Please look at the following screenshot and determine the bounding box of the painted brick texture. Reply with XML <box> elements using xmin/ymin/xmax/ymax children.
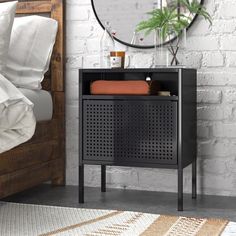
<box><xmin>66</xmin><ymin>0</ymin><xmax>236</xmax><ymax>197</ymax></box>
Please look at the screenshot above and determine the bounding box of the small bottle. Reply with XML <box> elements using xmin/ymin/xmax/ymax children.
<box><xmin>100</xmin><ymin>22</ymin><xmax>115</xmax><ymax>68</ymax></box>
<box><xmin>131</xmin><ymin>31</ymin><xmax>138</xmax><ymax>45</ymax></box>
<box><xmin>130</xmin><ymin>31</ymin><xmax>143</xmax><ymax>46</ymax></box>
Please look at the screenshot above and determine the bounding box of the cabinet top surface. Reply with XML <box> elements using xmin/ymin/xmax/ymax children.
<box><xmin>80</xmin><ymin>68</ymin><xmax>197</xmax><ymax>73</ymax></box>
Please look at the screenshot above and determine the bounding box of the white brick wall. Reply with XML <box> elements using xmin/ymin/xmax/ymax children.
<box><xmin>66</xmin><ymin>0</ymin><xmax>236</xmax><ymax>197</ymax></box>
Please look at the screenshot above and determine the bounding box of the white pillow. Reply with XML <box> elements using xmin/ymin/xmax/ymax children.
<box><xmin>3</xmin><ymin>15</ymin><xmax>58</xmax><ymax>90</ymax></box>
<box><xmin>0</xmin><ymin>1</ymin><xmax>17</xmax><ymax>72</ymax></box>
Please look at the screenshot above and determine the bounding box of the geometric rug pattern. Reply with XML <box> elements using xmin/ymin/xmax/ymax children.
<box><xmin>0</xmin><ymin>202</ymin><xmax>235</xmax><ymax>236</ymax></box>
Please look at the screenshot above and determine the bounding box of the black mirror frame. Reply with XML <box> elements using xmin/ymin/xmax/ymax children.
<box><xmin>91</xmin><ymin>0</ymin><xmax>205</xmax><ymax>49</ymax></box>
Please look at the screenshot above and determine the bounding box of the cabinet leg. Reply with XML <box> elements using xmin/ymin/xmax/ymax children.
<box><xmin>178</xmin><ymin>168</ymin><xmax>183</xmax><ymax>211</ymax></box>
<box><xmin>101</xmin><ymin>165</ymin><xmax>106</xmax><ymax>192</ymax></box>
<box><xmin>79</xmin><ymin>165</ymin><xmax>84</xmax><ymax>203</ymax></box>
<box><xmin>192</xmin><ymin>158</ymin><xmax>197</xmax><ymax>199</ymax></box>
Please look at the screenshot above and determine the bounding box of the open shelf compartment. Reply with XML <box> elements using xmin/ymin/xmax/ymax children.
<box><xmin>80</xmin><ymin>68</ymin><xmax>180</xmax><ymax>97</ymax></box>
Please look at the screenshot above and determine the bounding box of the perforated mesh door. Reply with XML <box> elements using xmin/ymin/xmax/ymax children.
<box><xmin>83</xmin><ymin>100</ymin><xmax>177</xmax><ymax>164</ymax></box>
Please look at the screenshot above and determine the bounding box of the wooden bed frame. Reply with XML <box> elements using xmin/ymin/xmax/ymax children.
<box><xmin>0</xmin><ymin>0</ymin><xmax>65</xmax><ymax>198</ymax></box>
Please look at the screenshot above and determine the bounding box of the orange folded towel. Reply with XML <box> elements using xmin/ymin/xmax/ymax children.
<box><xmin>90</xmin><ymin>80</ymin><xmax>150</xmax><ymax>95</ymax></box>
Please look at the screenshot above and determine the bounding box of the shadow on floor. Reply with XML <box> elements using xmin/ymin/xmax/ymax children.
<box><xmin>3</xmin><ymin>184</ymin><xmax>236</xmax><ymax>221</ymax></box>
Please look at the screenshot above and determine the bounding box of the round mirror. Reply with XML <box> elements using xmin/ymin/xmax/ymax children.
<box><xmin>92</xmin><ymin>0</ymin><xmax>204</xmax><ymax>48</ymax></box>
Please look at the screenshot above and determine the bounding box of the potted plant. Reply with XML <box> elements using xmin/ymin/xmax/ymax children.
<box><xmin>136</xmin><ymin>0</ymin><xmax>212</xmax><ymax>66</ymax></box>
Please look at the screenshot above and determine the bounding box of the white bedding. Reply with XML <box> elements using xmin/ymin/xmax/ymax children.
<box><xmin>4</xmin><ymin>15</ymin><xmax>58</xmax><ymax>90</ymax></box>
<box><xmin>19</xmin><ymin>88</ymin><xmax>53</xmax><ymax>122</ymax></box>
<box><xmin>0</xmin><ymin>74</ymin><xmax>36</xmax><ymax>154</ymax></box>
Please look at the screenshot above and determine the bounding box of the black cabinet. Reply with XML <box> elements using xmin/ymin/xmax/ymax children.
<box><xmin>79</xmin><ymin>68</ymin><xmax>197</xmax><ymax>211</ymax></box>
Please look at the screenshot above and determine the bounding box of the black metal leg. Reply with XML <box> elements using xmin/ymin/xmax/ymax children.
<box><xmin>79</xmin><ymin>165</ymin><xmax>84</xmax><ymax>203</ymax></box>
<box><xmin>192</xmin><ymin>158</ymin><xmax>197</xmax><ymax>199</ymax></box>
<box><xmin>178</xmin><ymin>168</ymin><xmax>183</xmax><ymax>211</ymax></box>
<box><xmin>101</xmin><ymin>165</ymin><xmax>106</xmax><ymax>192</ymax></box>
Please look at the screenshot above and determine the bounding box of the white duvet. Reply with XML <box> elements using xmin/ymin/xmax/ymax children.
<box><xmin>0</xmin><ymin>73</ymin><xmax>36</xmax><ymax>153</ymax></box>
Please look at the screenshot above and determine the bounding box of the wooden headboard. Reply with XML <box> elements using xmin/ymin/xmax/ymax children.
<box><xmin>0</xmin><ymin>0</ymin><xmax>65</xmax><ymax>198</ymax></box>
<box><xmin>0</xmin><ymin>0</ymin><xmax>65</xmax><ymax>92</ymax></box>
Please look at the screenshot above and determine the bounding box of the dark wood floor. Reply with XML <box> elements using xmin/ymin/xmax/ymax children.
<box><xmin>3</xmin><ymin>184</ymin><xmax>236</xmax><ymax>221</ymax></box>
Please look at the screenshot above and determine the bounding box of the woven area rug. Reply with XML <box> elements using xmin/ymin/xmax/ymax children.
<box><xmin>0</xmin><ymin>202</ymin><xmax>235</xmax><ymax>236</ymax></box>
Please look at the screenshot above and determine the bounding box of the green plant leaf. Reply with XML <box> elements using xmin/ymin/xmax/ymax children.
<box><xmin>178</xmin><ymin>0</ymin><xmax>212</xmax><ymax>25</ymax></box>
<box><xmin>136</xmin><ymin>1</ymin><xmax>212</xmax><ymax>42</ymax></box>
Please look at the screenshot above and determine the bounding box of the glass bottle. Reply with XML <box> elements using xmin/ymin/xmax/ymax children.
<box><xmin>131</xmin><ymin>31</ymin><xmax>140</xmax><ymax>45</ymax></box>
<box><xmin>154</xmin><ymin>28</ymin><xmax>169</xmax><ymax>67</ymax></box>
<box><xmin>100</xmin><ymin>22</ymin><xmax>115</xmax><ymax>68</ymax></box>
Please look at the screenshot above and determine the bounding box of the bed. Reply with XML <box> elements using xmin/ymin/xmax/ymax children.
<box><xmin>0</xmin><ymin>0</ymin><xmax>65</xmax><ymax>198</ymax></box>
<box><xmin>19</xmin><ymin>88</ymin><xmax>53</xmax><ymax>122</ymax></box>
